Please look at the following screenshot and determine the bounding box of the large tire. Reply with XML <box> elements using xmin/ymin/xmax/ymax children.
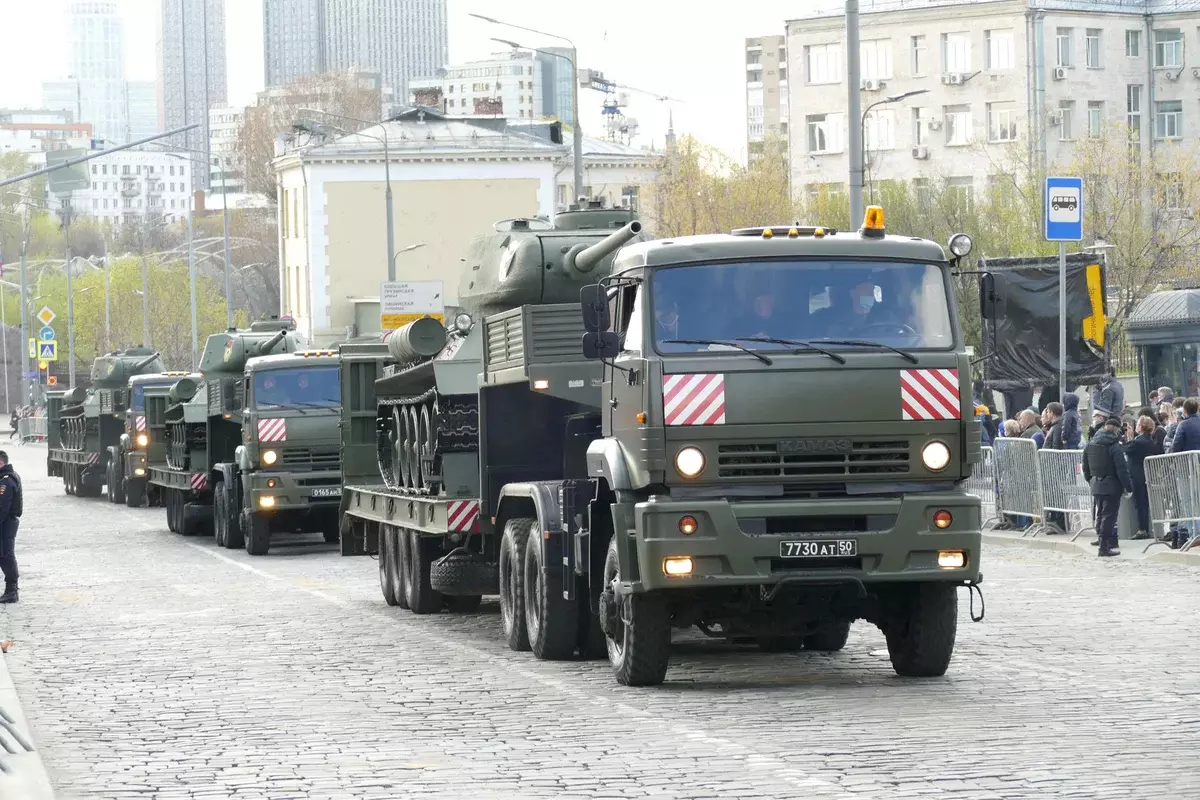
<box><xmin>499</xmin><ymin>518</ymin><xmax>532</xmax><ymax>651</ymax></box>
<box><xmin>393</xmin><ymin>525</ymin><xmax>411</xmax><ymax>610</ymax></box>
<box><xmin>601</xmin><ymin>535</ymin><xmax>671</xmax><ymax>686</ymax></box>
<box><xmin>380</xmin><ymin>527</ymin><xmax>400</xmax><ymax>606</ymax></box>
<box><xmin>429</xmin><ymin>552</ymin><xmax>497</xmax><ymax>596</ymax></box>
<box><xmin>404</xmin><ymin>530</ymin><xmax>442</xmax><ymax>614</ymax></box>
<box><xmin>804</xmin><ymin>620</ymin><xmax>852</xmax><ymax>652</ymax></box>
<box><xmin>883</xmin><ymin>583</ymin><xmax>958</xmax><ymax>678</ymax></box>
<box><xmin>111</xmin><ymin>462</ymin><xmax>127</xmax><ymax>505</ymax></box>
<box><xmin>106</xmin><ymin>462</ymin><xmax>119</xmax><ymax>504</ymax></box>
<box><xmin>213</xmin><ymin>482</ymin><xmax>228</xmax><ymax>547</ymax></box>
<box><xmin>524</xmin><ymin>532</ymin><xmax>579</xmax><ymax>660</ymax></box>
<box><xmin>64</xmin><ymin>466</ymin><xmax>74</xmax><ymax>496</ymax></box>
<box><xmin>224</xmin><ymin>484</ymin><xmax>244</xmax><ymax>550</ymax></box>
<box><xmin>166</xmin><ymin>490</ymin><xmax>179</xmax><ymax>533</ymax></box>
<box><xmin>125</xmin><ymin>478</ymin><xmax>146</xmax><ymax>508</ymax></box>
<box><xmin>245</xmin><ymin>512</ymin><xmax>271</xmax><ymax>556</ymax></box>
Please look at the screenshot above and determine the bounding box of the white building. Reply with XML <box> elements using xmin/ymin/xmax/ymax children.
<box><xmin>75</xmin><ymin>149</ymin><xmax>194</xmax><ymax>223</ymax></box>
<box><xmin>411</xmin><ymin>51</ymin><xmax>546</xmax><ymax>121</ymax></box>
<box><xmin>786</xmin><ymin>0</ymin><xmax>1200</xmax><ymax>201</ymax></box>
<box><xmin>208</xmin><ymin>106</ymin><xmax>244</xmax><ymax>194</ymax></box>
<box><xmin>745</xmin><ymin>35</ymin><xmax>789</xmax><ymax>160</ymax></box>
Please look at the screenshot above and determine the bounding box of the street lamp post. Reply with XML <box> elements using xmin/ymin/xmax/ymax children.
<box><xmin>846</xmin><ymin>0</ymin><xmax>864</xmax><ymax>225</ymax></box>
<box><xmin>860</xmin><ymin>89</ymin><xmax>929</xmax><ymax>205</ymax></box>
<box><xmin>471</xmin><ymin>14</ymin><xmax>584</xmax><ymax>203</ymax></box>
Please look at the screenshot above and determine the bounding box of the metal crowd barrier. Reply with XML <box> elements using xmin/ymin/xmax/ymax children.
<box><xmin>1143</xmin><ymin>451</ymin><xmax>1200</xmax><ymax>553</ymax></box>
<box><xmin>992</xmin><ymin>437</ymin><xmax>1048</xmax><ymax>534</ymax></box>
<box><xmin>967</xmin><ymin>445</ymin><xmax>997</xmax><ymax>526</ymax></box>
<box><xmin>16</xmin><ymin>417</ymin><xmax>47</xmax><ymax>443</ymax></box>
<box><xmin>1037</xmin><ymin>449</ymin><xmax>1097</xmax><ymax>542</ymax></box>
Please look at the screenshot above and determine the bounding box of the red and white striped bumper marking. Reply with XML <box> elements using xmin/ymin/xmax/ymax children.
<box><xmin>190</xmin><ymin>473</ymin><xmax>208</xmax><ymax>491</ymax></box>
<box><xmin>134</xmin><ymin>415</ymin><xmax>147</xmax><ymax>432</ymax></box>
<box><xmin>662</xmin><ymin>374</ymin><xmax>726</xmax><ymax>426</ymax></box>
<box><xmin>447</xmin><ymin>500</ymin><xmax>480</xmax><ymax>533</ymax></box>
<box><xmin>257</xmin><ymin>417</ymin><xmax>287</xmax><ymax>443</ymax></box>
<box><xmin>89</xmin><ymin>453</ymin><xmax>99</xmax><ymax>465</ymax></box>
<box><xmin>901</xmin><ymin>369</ymin><xmax>962</xmax><ymax>421</ymax></box>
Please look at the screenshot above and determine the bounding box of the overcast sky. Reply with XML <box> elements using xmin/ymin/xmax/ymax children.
<box><xmin>0</xmin><ymin>0</ymin><xmax>802</xmax><ymax>159</ymax></box>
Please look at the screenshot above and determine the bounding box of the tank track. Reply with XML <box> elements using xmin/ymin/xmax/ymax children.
<box><xmin>376</xmin><ymin>390</ymin><xmax>479</xmax><ymax>495</ymax></box>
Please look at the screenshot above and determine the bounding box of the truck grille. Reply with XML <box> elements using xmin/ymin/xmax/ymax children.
<box><xmin>718</xmin><ymin>440</ymin><xmax>910</xmax><ymax>479</ymax></box>
<box><xmin>280</xmin><ymin>446</ymin><xmax>340</xmax><ymax>471</ymax></box>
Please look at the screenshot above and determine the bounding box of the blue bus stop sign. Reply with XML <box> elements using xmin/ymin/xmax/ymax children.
<box><xmin>1045</xmin><ymin>176</ymin><xmax>1083</xmax><ymax>242</ymax></box>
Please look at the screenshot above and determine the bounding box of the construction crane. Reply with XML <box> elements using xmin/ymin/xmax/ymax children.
<box><xmin>578</xmin><ymin>68</ymin><xmax>682</xmax><ymax>145</ymax></box>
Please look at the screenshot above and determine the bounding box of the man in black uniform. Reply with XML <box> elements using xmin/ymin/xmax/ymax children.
<box><xmin>0</xmin><ymin>450</ymin><xmax>22</xmax><ymax>602</ymax></box>
<box><xmin>1081</xmin><ymin>417</ymin><xmax>1132</xmax><ymax>557</ymax></box>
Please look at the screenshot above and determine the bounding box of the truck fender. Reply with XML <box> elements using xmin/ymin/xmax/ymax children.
<box><xmin>234</xmin><ymin>445</ymin><xmax>252</xmax><ymax>472</ymax></box>
<box><xmin>119</xmin><ymin>433</ymin><xmax>132</xmax><ymax>451</ymax></box>
<box><xmin>494</xmin><ymin>483</ymin><xmax>564</xmax><ymax>539</ymax></box>
<box><xmin>585</xmin><ymin>438</ymin><xmax>633</xmax><ymax>491</ymax></box>
<box><xmin>214</xmin><ymin>463</ymin><xmax>240</xmax><ymax>508</ymax></box>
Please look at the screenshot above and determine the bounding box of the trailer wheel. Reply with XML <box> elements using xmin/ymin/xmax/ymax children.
<box><xmin>499</xmin><ymin>518</ymin><xmax>532</xmax><ymax>651</ymax></box>
<box><xmin>165</xmin><ymin>490</ymin><xmax>178</xmax><ymax>532</ymax></box>
<box><xmin>64</xmin><ymin>466</ymin><xmax>74</xmax><ymax>496</ymax></box>
<box><xmin>125</xmin><ymin>479</ymin><xmax>146</xmax><ymax>508</ymax></box>
<box><xmin>429</xmin><ymin>552</ymin><xmax>497</xmax><ymax>596</ymax></box>
<box><xmin>883</xmin><ymin>583</ymin><xmax>958</xmax><ymax>677</ymax></box>
<box><xmin>601</xmin><ymin>535</ymin><xmax>671</xmax><ymax>686</ymax></box>
<box><xmin>245</xmin><ymin>512</ymin><xmax>271</xmax><ymax>556</ymax></box>
<box><xmin>403</xmin><ymin>530</ymin><xmax>441</xmax><ymax>614</ymax></box>
<box><xmin>524</xmin><ymin>532</ymin><xmax>579</xmax><ymax>660</ymax></box>
<box><xmin>391</xmin><ymin>526</ymin><xmax>411</xmax><ymax>610</ymax></box>
<box><xmin>379</xmin><ymin>527</ymin><xmax>400</xmax><ymax>606</ymax></box>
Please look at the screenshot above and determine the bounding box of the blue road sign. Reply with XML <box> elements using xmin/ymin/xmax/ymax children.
<box><xmin>39</xmin><ymin>326</ymin><xmax>55</xmax><ymax>341</ymax></box>
<box><xmin>1045</xmin><ymin>176</ymin><xmax>1083</xmax><ymax>242</ymax></box>
<box><xmin>38</xmin><ymin>341</ymin><xmax>58</xmax><ymax>361</ymax></box>
<box><xmin>21</xmin><ymin>372</ymin><xmax>37</xmax><ymax>381</ymax></box>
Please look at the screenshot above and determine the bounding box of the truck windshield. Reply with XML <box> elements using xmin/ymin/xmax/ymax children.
<box><xmin>652</xmin><ymin>260</ymin><xmax>955</xmax><ymax>354</ymax></box>
<box><xmin>254</xmin><ymin>367</ymin><xmax>340</xmax><ymax>410</ymax></box>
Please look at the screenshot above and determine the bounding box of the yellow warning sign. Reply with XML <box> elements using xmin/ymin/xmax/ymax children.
<box><xmin>381</xmin><ymin>313</ymin><xmax>444</xmax><ymax>330</ymax></box>
<box><xmin>38</xmin><ymin>360</ymin><xmax>48</xmax><ymax>370</ymax></box>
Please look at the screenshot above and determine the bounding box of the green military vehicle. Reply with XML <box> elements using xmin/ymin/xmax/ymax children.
<box><xmin>109</xmin><ymin>371</ymin><xmax>193</xmax><ymax>507</ymax></box>
<box><xmin>151</xmin><ymin>319</ymin><xmax>344</xmax><ymax>554</ymax></box>
<box><xmin>47</xmin><ymin>348</ymin><xmax>166</xmax><ymax>497</ymax></box>
<box><xmin>340</xmin><ymin>203</ymin><xmax>985</xmax><ymax>686</ymax></box>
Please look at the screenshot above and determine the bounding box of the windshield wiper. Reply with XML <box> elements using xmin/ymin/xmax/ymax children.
<box><xmin>735</xmin><ymin>337</ymin><xmax>846</xmax><ymax>365</ymax></box>
<box><xmin>662</xmin><ymin>339</ymin><xmax>773</xmax><ymax>365</ymax></box>
<box><xmin>815</xmin><ymin>338</ymin><xmax>919</xmax><ymax>364</ymax></box>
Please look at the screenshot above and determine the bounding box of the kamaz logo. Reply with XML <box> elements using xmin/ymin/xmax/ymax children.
<box><xmin>778</xmin><ymin>438</ymin><xmax>852</xmax><ymax>455</ymax></box>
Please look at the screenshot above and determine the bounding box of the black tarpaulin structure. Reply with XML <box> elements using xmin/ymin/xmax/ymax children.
<box><xmin>978</xmin><ymin>253</ymin><xmax>1108</xmax><ymax>391</ymax></box>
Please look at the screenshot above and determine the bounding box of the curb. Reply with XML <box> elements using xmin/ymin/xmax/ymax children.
<box><xmin>1144</xmin><ymin>548</ymin><xmax>1200</xmax><ymax>566</ymax></box>
<box><xmin>983</xmin><ymin>531</ymin><xmax>1200</xmax><ymax>566</ymax></box>
<box><xmin>982</xmin><ymin>532</ymin><xmax>1096</xmax><ymax>558</ymax></box>
<box><xmin>0</xmin><ymin>649</ymin><xmax>54</xmax><ymax>800</ymax></box>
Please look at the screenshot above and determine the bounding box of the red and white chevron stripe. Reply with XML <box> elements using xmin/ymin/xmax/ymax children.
<box><xmin>257</xmin><ymin>417</ymin><xmax>287</xmax><ymax>443</ymax></box>
<box><xmin>190</xmin><ymin>473</ymin><xmax>208</xmax><ymax>491</ymax></box>
<box><xmin>662</xmin><ymin>373</ymin><xmax>726</xmax><ymax>426</ymax></box>
<box><xmin>89</xmin><ymin>453</ymin><xmax>99</xmax><ymax>465</ymax></box>
<box><xmin>446</xmin><ymin>500</ymin><xmax>480</xmax><ymax>533</ymax></box>
<box><xmin>134</xmin><ymin>415</ymin><xmax>147</xmax><ymax>432</ymax></box>
<box><xmin>900</xmin><ymin>368</ymin><xmax>962</xmax><ymax>421</ymax></box>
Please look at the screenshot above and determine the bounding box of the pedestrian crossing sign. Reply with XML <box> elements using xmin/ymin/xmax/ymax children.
<box><xmin>38</xmin><ymin>341</ymin><xmax>58</xmax><ymax>361</ymax></box>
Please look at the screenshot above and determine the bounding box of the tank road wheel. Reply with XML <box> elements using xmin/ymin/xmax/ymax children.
<box><xmin>601</xmin><ymin>535</ymin><xmax>671</xmax><ymax>686</ymax></box>
<box><xmin>524</xmin><ymin>531</ymin><xmax>580</xmax><ymax>660</ymax></box>
<box><xmin>245</xmin><ymin>512</ymin><xmax>271</xmax><ymax>556</ymax></box>
<box><xmin>379</xmin><ymin>526</ymin><xmax>400</xmax><ymax>606</ymax></box>
<box><xmin>125</xmin><ymin>478</ymin><xmax>146</xmax><ymax>508</ymax></box>
<box><xmin>883</xmin><ymin>583</ymin><xmax>958</xmax><ymax>678</ymax></box>
<box><xmin>499</xmin><ymin>518</ymin><xmax>533</xmax><ymax>652</ymax></box>
<box><xmin>394</xmin><ymin>407</ymin><xmax>410</xmax><ymax>490</ymax></box>
<box><xmin>404</xmin><ymin>530</ymin><xmax>442</xmax><ymax>614</ymax></box>
<box><xmin>419</xmin><ymin>403</ymin><xmax>439</xmax><ymax>493</ymax></box>
<box><xmin>407</xmin><ymin>406</ymin><xmax>423</xmax><ymax>491</ymax></box>
<box><xmin>805</xmin><ymin>620</ymin><xmax>852</xmax><ymax>652</ymax></box>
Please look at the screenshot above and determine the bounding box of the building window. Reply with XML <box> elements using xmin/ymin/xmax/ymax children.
<box><xmin>1155</xmin><ymin>29</ymin><xmax>1183</xmax><ymax>67</ymax></box>
<box><xmin>860</xmin><ymin>39</ymin><xmax>893</xmax><ymax>80</ymax></box>
<box><xmin>806</xmin><ymin>113</ymin><xmax>842</xmax><ymax>153</ymax></box>
<box><xmin>864</xmin><ymin>109</ymin><xmax>895</xmax><ymax>150</ymax></box>
<box><xmin>1058</xmin><ymin>100</ymin><xmax>1075</xmax><ymax>140</ymax></box>
<box><xmin>746</xmin><ymin>47</ymin><xmax>761</xmax><ymax>65</ymax></box>
<box><xmin>92</xmin><ymin>199</ymin><xmax>98</xmax><ymax>209</ymax></box>
<box><xmin>1086</xmin><ymin>29</ymin><xmax>1102</xmax><ymax>68</ymax></box>
<box><xmin>986</xmin><ymin>29</ymin><xmax>1014</xmax><ymax>70</ymax></box>
<box><xmin>987</xmin><ymin>102</ymin><xmax>1017</xmax><ymax>141</ymax></box>
<box><xmin>910</xmin><ymin>35</ymin><xmax>927</xmax><ymax>75</ymax></box>
<box><xmin>944</xmin><ymin>104</ymin><xmax>972</xmax><ymax>145</ymax></box>
<box><xmin>91</xmin><ymin>182</ymin><xmax>97</xmax><ymax>190</ymax></box>
<box><xmin>102</xmin><ymin>165</ymin><xmax>107</xmax><ymax>175</ymax></box>
<box><xmin>1056</xmin><ymin>28</ymin><xmax>1074</xmax><ymax>67</ymax></box>
<box><xmin>103</xmin><ymin>199</ymin><xmax>108</xmax><ymax>209</ymax></box>
<box><xmin>1161</xmin><ymin>172</ymin><xmax>1185</xmax><ymax>209</ymax></box>
<box><xmin>942</xmin><ymin>32</ymin><xmax>971</xmax><ymax>72</ymax></box>
<box><xmin>1126</xmin><ymin>29</ymin><xmax>1141</xmax><ymax>57</ymax></box>
<box><xmin>806</xmin><ymin>43</ymin><xmax>842</xmax><ymax>84</ymax></box>
<box><xmin>1127</xmin><ymin>84</ymin><xmax>1143</xmax><ymax>140</ymax></box>
<box><xmin>91</xmin><ymin>165</ymin><xmax>97</xmax><ymax>175</ymax></box>
<box><xmin>946</xmin><ymin>177</ymin><xmax>974</xmax><ymax>212</ymax></box>
<box><xmin>169</xmin><ymin>165</ymin><xmax>175</xmax><ymax>176</ymax></box>
<box><xmin>912</xmin><ymin>107</ymin><xmax>927</xmax><ymax>146</ymax></box>
<box><xmin>1156</xmin><ymin>100</ymin><xmax>1183</xmax><ymax>139</ymax></box>
<box><xmin>1088</xmin><ymin>101</ymin><xmax>1104</xmax><ymax>137</ymax></box>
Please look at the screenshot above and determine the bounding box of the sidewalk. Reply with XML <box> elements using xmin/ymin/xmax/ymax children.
<box><xmin>0</xmin><ymin>646</ymin><xmax>54</xmax><ymax>799</ymax></box>
<box><xmin>983</xmin><ymin>527</ymin><xmax>1200</xmax><ymax>566</ymax></box>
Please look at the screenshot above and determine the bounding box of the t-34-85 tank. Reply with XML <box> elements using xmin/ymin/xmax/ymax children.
<box><xmin>373</xmin><ymin>203</ymin><xmax>646</xmax><ymax>495</ymax></box>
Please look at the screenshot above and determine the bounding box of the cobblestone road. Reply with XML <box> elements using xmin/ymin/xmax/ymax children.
<box><xmin>2</xmin><ymin>447</ymin><xmax>1198</xmax><ymax>799</ymax></box>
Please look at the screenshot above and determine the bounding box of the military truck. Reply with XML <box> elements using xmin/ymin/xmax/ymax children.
<box><xmin>47</xmin><ymin>348</ymin><xmax>166</xmax><ymax>497</ymax></box>
<box><xmin>150</xmin><ymin>320</ymin><xmax>344</xmax><ymax>554</ymax></box>
<box><xmin>110</xmin><ymin>371</ymin><xmax>192</xmax><ymax>507</ymax></box>
<box><xmin>340</xmin><ymin>204</ymin><xmax>986</xmax><ymax>686</ymax></box>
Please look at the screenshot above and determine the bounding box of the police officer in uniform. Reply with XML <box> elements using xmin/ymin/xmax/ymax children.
<box><xmin>1081</xmin><ymin>417</ymin><xmax>1132</xmax><ymax>557</ymax></box>
<box><xmin>0</xmin><ymin>450</ymin><xmax>22</xmax><ymax>603</ymax></box>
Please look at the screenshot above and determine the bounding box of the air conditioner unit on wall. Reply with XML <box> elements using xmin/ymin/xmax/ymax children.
<box><xmin>941</xmin><ymin>73</ymin><xmax>963</xmax><ymax>85</ymax></box>
<box><xmin>927</xmin><ymin>118</ymin><xmax>944</xmax><ymax>131</ymax></box>
<box><xmin>861</xmin><ymin>78</ymin><xmax>884</xmax><ymax>91</ymax></box>
<box><xmin>912</xmin><ymin>146</ymin><xmax>930</xmax><ymax>159</ymax></box>
<box><xmin>1192</xmin><ymin>67</ymin><xmax>1200</xmax><ymax>78</ymax></box>
<box><xmin>1052</xmin><ymin>67</ymin><xmax>1067</xmax><ymax>80</ymax></box>
<box><xmin>1165</xmin><ymin>69</ymin><xmax>1180</xmax><ymax>80</ymax></box>
<box><xmin>1047</xmin><ymin>112</ymin><xmax>1063</xmax><ymax>125</ymax></box>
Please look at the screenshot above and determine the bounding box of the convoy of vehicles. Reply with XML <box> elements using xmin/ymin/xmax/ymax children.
<box><xmin>109</xmin><ymin>371</ymin><xmax>192</xmax><ymax>507</ymax></box>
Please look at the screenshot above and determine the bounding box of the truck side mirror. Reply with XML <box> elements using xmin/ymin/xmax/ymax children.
<box><xmin>580</xmin><ymin>284</ymin><xmax>610</xmax><ymax>333</ymax></box>
<box><xmin>582</xmin><ymin>332</ymin><xmax>619</xmax><ymax>360</ymax></box>
<box><xmin>979</xmin><ymin>272</ymin><xmax>995</xmax><ymax>320</ymax></box>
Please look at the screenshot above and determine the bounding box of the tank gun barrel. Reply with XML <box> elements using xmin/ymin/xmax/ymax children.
<box><xmin>134</xmin><ymin>352</ymin><xmax>162</xmax><ymax>372</ymax></box>
<box><xmin>258</xmin><ymin>330</ymin><xmax>287</xmax><ymax>356</ymax></box>
<box><xmin>569</xmin><ymin>221</ymin><xmax>643</xmax><ymax>274</ymax></box>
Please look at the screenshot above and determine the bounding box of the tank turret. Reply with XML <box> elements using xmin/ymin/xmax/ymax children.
<box><xmin>198</xmin><ymin>320</ymin><xmax>301</xmax><ymax>376</ymax></box>
<box><xmin>458</xmin><ymin>206</ymin><xmax>646</xmax><ymax>319</ymax></box>
<box><xmin>89</xmin><ymin>347</ymin><xmax>166</xmax><ymax>389</ymax></box>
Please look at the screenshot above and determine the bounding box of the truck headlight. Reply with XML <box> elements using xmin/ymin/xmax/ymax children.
<box><xmin>921</xmin><ymin>441</ymin><xmax>952</xmax><ymax>472</ymax></box>
<box><xmin>674</xmin><ymin>446</ymin><xmax>705</xmax><ymax>478</ymax></box>
<box><xmin>261</xmin><ymin>449</ymin><xmax>279</xmax><ymax>466</ymax></box>
<box><xmin>136</xmin><ymin>433</ymin><xmax>149</xmax><ymax>448</ymax></box>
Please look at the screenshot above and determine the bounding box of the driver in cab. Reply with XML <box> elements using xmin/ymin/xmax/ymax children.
<box><xmin>812</xmin><ymin>274</ymin><xmax>905</xmax><ymax>339</ymax></box>
<box><xmin>728</xmin><ymin>274</ymin><xmax>789</xmax><ymax>341</ymax></box>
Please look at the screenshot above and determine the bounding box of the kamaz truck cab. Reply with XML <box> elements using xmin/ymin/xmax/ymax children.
<box><xmin>579</xmin><ymin>207</ymin><xmax>984</xmax><ymax>684</ymax></box>
<box><xmin>111</xmin><ymin>371</ymin><xmax>192</xmax><ymax>507</ymax></box>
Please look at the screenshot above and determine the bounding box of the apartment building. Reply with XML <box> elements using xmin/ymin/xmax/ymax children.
<box><xmin>410</xmin><ymin>51</ymin><xmax>546</xmax><ymax>120</ymax></box>
<box><xmin>745</xmin><ymin>35</ymin><xmax>789</xmax><ymax>159</ymax></box>
<box><xmin>786</xmin><ymin>0</ymin><xmax>1200</xmax><ymax>203</ymax></box>
<box><xmin>76</xmin><ymin>149</ymin><xmax>195</xmax><ymax>223</ymax></box>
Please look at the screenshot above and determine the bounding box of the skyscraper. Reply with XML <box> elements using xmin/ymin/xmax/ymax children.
<box><xmin>324</xmin><ymin>0</ymin><xmax>448</xmax><ymax>106</ymax></box>
<box><xmin>263</xmin><ymin>0</ymin><xmax>326</xmax><ymax>88</ymax></box>
<box><xmin>124</xmin><ymin>81</ymin><xmax>159</xmax><ymax>142</ymax></box>
<box><xmin>159</xmin><ymin>0</ymin><xmax>227</xmax><ymax>188</ymax></box>
<box><xmin>48</xmin><ymin>1</ymin><xmax>127</xmax><ymax>142</ymax></box>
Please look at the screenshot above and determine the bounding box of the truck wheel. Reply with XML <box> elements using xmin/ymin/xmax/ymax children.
<box><xmin>499</xmin><ymin>518</ymin><xmax>532</xmax><ymax>651</ymax></box>
<box><xmin>110</xmin><ymin>462</ymin><xmax>127</xmax><ymax>505</ymax></box>
<box><xmin>757</xmin><ymin>636</ymin><xmax>805</xmax><ymax>653</ymax></box>
<box><xmin>64</xmin><ymin>467</ymin><xmax>74</xmax><ymax>496</ymax></box>
<box><xmin>125</xmin><ymin>479</ymin><xmax>146</xmax><ymax>508</ymax></box>
<box><xmin>601</xmin><ymin>535</ymin><xmax>671</xmax><ymax>686</ymax></box>
<box><xmin>524</xmin><ymin>532</ymin><xmax>579</xmax><ymax>660</ymax></box>
<box><xmin>429</xmin><ymin>552</ymin><xmax>497</xmax><ymax>596</ymax></box>
<box><xmin>245</xmin><ymin>513</ymin><xmax>271</xmax><ymax>556</ymax></box>
<box><xmin>404</xmin><ymin>530</ymin><xmax>442</xmax><ymax>614</ymax></box>
<box><xmin>392</xmin><ymin>526</ymin><xmax>411</xmax><ymax>610</ymax></box>
<box><xmin>804</xmin><ymin>620</ymin><xmax>852</xmax><ymax>652</ymax></box>
<box><xmin>165</xmin><ymin>490</ymin><xmax>178</xmax><ymax>532</ymax></box>
<box><xmin>379</xmin><ymin>527</ymin><xmax>400</xmax><ymax>606</ymax></box>
<box><xmin>106</xmin><ymin>463</ymin><xmax>118</xmax><ymax>504</ymax></box>
<box><xmin>883</xmin><ymin>583</ymin><xmax>958</xmax><ymax>678</ymax></box>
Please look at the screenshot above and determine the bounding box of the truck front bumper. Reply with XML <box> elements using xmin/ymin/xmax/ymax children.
<box><xmin>246</xmin><ymin>470</ymin><xmax>342</xmax><ymax>513</ymax></box>
<box><xmin>625</xmin><ymin>491</ymin><xmax>981</xmax><ymax>593</ymax></box>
